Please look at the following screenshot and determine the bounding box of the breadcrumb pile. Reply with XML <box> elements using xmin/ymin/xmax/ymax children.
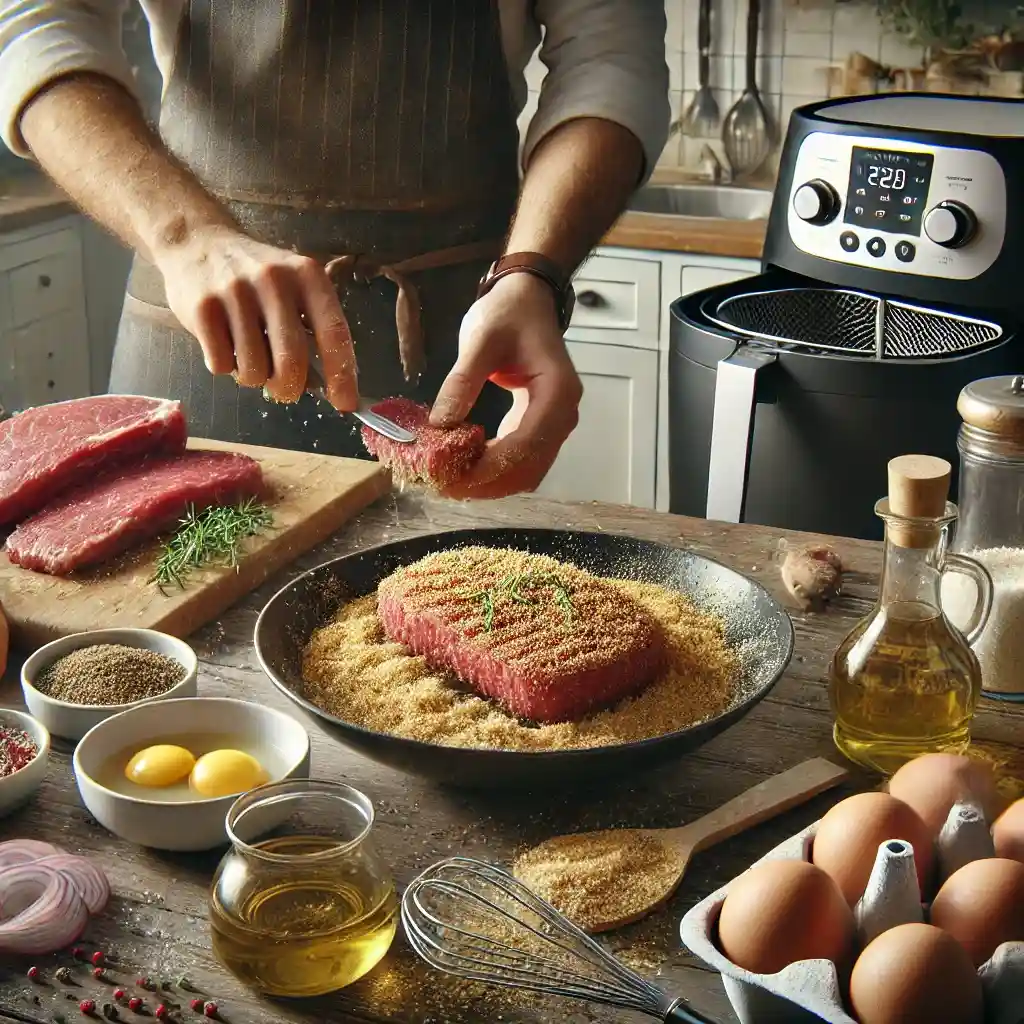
<box><xmin>301</xmin><ymin>567</ymin><xmax>740</xmax><ymax>752</ymax></box>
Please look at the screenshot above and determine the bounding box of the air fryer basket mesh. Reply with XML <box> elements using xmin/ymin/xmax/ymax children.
<box><xmin>705</xmin><ymin>287</ymin><xmax>1003</xmax><ymax>358</ymax></box>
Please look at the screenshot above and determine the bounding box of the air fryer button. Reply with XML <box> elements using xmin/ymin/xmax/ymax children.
<box><xmin>867</xmin><ymin>237</ymin><xmax>886</xmax><ymax>258</ymax></box>
<box><xmin>840</xmin><ymin>231</ymin><xmax>860</xmax><ymax>253</ymax></box>
<box><xmin>895</xmin><ymin>241</ymin><xmax>916</xmax><ymax>263</ymax></box>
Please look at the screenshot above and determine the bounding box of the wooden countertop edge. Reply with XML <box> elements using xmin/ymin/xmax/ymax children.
<box><xmin>0</xmin><ymin>189</ymin><xmax>76</xmax><ymax>233</ymax></box>
<box><xmin>603</xmin><ymin>211</ymin><xmax>767</xmax><ymax>259</ymax></box>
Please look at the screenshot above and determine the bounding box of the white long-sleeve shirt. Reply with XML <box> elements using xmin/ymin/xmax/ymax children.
<box><xmin>0</xmin><ymin>0</ymin><xmax>670</xmax><ymax>180</ymax></box>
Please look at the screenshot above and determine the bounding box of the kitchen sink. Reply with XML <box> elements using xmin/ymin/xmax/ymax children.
<box><xmin>628</xmin><ymin>184</ymin><xmax>773</xmax><ymax>220</ymax></box>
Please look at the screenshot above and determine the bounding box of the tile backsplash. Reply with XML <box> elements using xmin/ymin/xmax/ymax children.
<box><xmin>520</xmin><ymin>0</ymin><xmax>1012</xmax><ymax>175</ymax></box>
<box><xmin>520</xmin><ymin>0</ymin><xmax>925</xmax><ymax>174</ymax></box>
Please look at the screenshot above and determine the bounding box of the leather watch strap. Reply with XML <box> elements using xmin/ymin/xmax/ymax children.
<box><xmin>477</xmin><ymin>251</ymin><xmax>576</xmax><ymax>332</ymax></box>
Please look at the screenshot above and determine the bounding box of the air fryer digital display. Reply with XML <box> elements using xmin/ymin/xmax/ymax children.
<box><xmin>844</xmin><ymin>146</ymin><xmax>934</xmax><ymax>236</ymax></box>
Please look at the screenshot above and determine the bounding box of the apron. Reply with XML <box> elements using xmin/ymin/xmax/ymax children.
<box><xmin>108</xmin><ymin>0</ymin><xmax>521</xmax><ymax>457</ymax></box>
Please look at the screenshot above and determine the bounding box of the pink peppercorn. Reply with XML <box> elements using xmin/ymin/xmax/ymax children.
<box><xmin>80</xmin><ymin>1001</ymin><xmax>96</xmax><ymax>1016</ymax></box>
<box><xmin>113</xmin><ymin>990</ymin><xmax>126</xmax><ymax>1001</ymax></box>
<box><xmin>189</xmin><ymin>1000</ymin><xmax>203</xmax><ymax>1012</ymax></box>
<box><xmin>72</xmin><ymin>947</ymin><xmax>85</xmax><ymax>959</ymax></box>
<box><xmin>0</xmin><ymin>724</ymin><xmax>40</xmax><ymax>777</ymax></box>
<box><xmin>93</xmin><ymin>967</ymin><xmax>106</xmax><ymax>980</ymax></box>
<box><xmin>155</xmin><ymin>1006</ymin><xmax>168</xmax><ymax>1020</ymax></box>
<box><xmin>203</xmin><ymin>1003</ymin><xmax>217</xmax><ymax>1019</ymax></box>
<box><xmin>26</xmin><ymin>966</ymin><xmax>40</xmax><ymax>981</ymax></box>
<box><xmin>127</xmin><ymin>998</ymin><xmax>143</xmax><ymax>1012</ymax></box>
<box><xmin>91</xmin><ymin>951</ymin><xmax>104</xmax><ymax>966</ymax></box>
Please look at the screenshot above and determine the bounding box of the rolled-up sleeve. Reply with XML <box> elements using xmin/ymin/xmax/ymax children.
<box><xmin>0</xmin><ymin>0</ymin><xmax>135</xmax><ymax>156</ymax></box>
<box><xmin>526</xmin><ymin>0</ymin><xmax>670</xmax><ymax>184</ymax></box>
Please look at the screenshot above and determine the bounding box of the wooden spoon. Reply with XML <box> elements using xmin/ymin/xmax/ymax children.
<box><xmin>516</xmin><ymin>757</ymin><xmax>850</xmax><ymax>934</ymax></box>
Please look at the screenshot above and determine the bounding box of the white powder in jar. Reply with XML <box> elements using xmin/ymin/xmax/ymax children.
<box><xmin>941</xmin><ymin>546</ymin><xmax>1024</xmax><ymax>695</ymax></box>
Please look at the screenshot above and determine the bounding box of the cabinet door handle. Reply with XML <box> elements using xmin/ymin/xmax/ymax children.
<box><xmin>39</xmin><ymin>275</ymin><xmax>51</xmax><ymax>288</ymax></box>
<box><xmin>577</xmin><ymin>289</ymin><xmax>605</xmax><ymax>309</ymax></box>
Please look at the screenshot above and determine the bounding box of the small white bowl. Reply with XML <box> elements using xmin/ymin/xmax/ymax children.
<box><xmin>73</xmin><ymin>697</ymin><xmax>311</xmax><ymax>852</ymax></box>
<box><xmin>0</xmin><ymin>708</ymin><xmax>50</xmax><ymax>817</ymax></box>
<box><xmin>22</xmin><ymin>628</ymin><xmax>198</xmax><ymax>741</ymax></box>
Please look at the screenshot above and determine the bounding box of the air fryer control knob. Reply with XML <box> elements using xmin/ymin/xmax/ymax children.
<box><xmin>793</xmin><ymin>180</ymin><xmax>840</xmax><ymax>225</ymax></box>
<box><xmin>924</xmin><ymin>200</ymin><xmax>977</xmax><ymax>249</ymax></box>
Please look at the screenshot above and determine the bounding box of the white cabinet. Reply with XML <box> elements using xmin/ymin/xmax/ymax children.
<box><xmin>0</xmin><ymin>218</ymin><xmax>90</xmax><ymax>413</ymax></box>
<box><xmin>538</xmin><ymin>245</ymin><xmax>761</xmax><ymax>511</ymax></box>
<box><xmin>536</xmin><ymin>342</ymin><xmax>658</xmax><ymax>508</ymax></box>
<box><xmin>568</xmin><ymin>254</ymin><xmax>660</xmax><ymax>349</ymax></box>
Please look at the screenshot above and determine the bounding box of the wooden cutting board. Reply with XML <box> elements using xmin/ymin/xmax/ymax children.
<box><xmin>0</xmin><ymin>438</ymin><xmax>391</xmax><ymax>650</ymax></box>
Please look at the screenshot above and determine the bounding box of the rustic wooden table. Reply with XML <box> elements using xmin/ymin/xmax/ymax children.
<box><xmin>1</xmin><ymin>492</ymin><xmax>1022</xmax><ymax>1024</ymax></box>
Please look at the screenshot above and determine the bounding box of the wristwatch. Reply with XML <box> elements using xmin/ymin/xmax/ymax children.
<box><xmin>477</xmin><ymin>252</ymin><xmax>576</xmax><ymax>332</ymax></box>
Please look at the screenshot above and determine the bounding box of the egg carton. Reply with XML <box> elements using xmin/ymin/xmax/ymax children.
<box><xmin>679</xmin><ymin>806</ymin><xmax>1024</xmax><ymax>1024</ymax></box>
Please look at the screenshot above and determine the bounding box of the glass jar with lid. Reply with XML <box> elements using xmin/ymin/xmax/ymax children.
<box><xmin>941</xmin><ymin>374</ymin><xmax>1024</xmax><ymax>700</ymax></box>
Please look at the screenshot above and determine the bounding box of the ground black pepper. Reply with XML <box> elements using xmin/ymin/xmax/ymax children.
<box><xmin>35</xmin><ymin>645</ymin><xmax>185</xmax><ymax>706</ymax></box>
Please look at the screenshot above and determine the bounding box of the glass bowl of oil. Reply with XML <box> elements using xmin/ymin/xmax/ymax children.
<box><xmin>210</xmin><ymin>779</ymin><xmax>398</xmax><ymax>997</ymax></box>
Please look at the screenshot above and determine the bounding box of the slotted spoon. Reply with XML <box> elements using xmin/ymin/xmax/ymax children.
<box><xmin>721</xmin><ymin>0</ymin><xmax>775</xmax><ymax>178</ymax></box>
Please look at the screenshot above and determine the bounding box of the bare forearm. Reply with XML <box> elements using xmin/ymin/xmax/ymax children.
<box><xmin>19</xmin><ymin>73</ymin><xmax>235</xmax><ymax>263</ymax></box>
<box><xmin>505</xmin><ymin>117</ymin><xmax>644</xmax><ymax>275</ymax></box>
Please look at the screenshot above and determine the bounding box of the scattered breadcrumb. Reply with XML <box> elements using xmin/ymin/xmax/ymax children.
<box><xmin>300</xmin><ymin>573</ymin><xmax>739</xmax><ymax>751</ymax></box>
<box><xmin>513</xmin><ymin>830</ymin><xmax>681</xmax><ymax>932</ymax></box>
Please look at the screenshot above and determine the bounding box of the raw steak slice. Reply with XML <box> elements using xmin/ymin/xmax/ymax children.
<box><xmin>0</xmin><ymin>396</ymin><xmax>187</xmax><ymax>528</ymax></box>
<box><xmin>6</xmin><ymin>450</ymin><xmax>264</xmax><ymax>576</ymax></box>
<box><xmin>361</xmin><ymin>398</ymin><xmax>484</xmax><ymax>488</ymax></box>
<box><xmin>377</xmin><ymin>546</ymin><xmax>664</xmax><ymax>723</ymax></box>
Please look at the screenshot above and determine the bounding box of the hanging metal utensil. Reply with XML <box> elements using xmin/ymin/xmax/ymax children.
<box><xmin>402</xmin><ymin>856</ymin><xmax>720</xmax><ymax>1023</ymax></box>
<box><xmin>680</xmin><ymin>0</ymin><xmax>720</xmax><ymax>138</ymax></box>
<box><xmin>721</xmin><ymin>0</ymin><xmax>775</xmax><ymax>178</ymax></box>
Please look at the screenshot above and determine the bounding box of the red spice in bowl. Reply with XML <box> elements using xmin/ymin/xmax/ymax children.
<box><xmin>0</xmin><ymin>724</ymin><xmax>39</xmax><ymax>778</ymax></box>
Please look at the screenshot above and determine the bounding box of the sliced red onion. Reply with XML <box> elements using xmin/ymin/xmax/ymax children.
<box><xmin>0</xmin><ymin>862</ymin><xmax>88</xmax><ymax>954</ymax></box>
<box><xmin>36</xmin><ymin>855</ymin><xmax>110</xmax><ymax>914</ymax></box>
<box><xmin>0</xmin><ymin>839</ymin><xmax>61</xmax><ymax>869</ymax></box>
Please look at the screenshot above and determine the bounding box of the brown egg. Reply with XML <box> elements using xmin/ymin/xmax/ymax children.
<box><xmin>849</xmin><ymin>923</ymin><xmax>983</xmax><ymax>1024</ymax></box>
<box><xmin>888</xmin><ymin>753</ymin><xmax>1004</xmax><ymax>834</ymax></box>
<box><xmin>929</xmin><ymin>857</ymin><xmax>1024</xmax><ymax>966</ymax></box>
<box><xmin>716</xmin><ymin>858</ymin><xmax>855</xmax><ymax>975</ymax></box>
<box><xmin>811</xmin><ymin>792</ymin><xmax>934</xmax><ymax>905</ymax></box>
<box><xmin>992</xmin><ymin>798</ymin><xmax>1024</xmax><ymax>863</ymax></box>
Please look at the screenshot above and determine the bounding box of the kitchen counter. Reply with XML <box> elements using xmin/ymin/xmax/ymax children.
<box><xmin>0</xmin><ymin>175</ymin><xmax>75</xmax><ymax>233</ymax></box>
<box><xmin>0</xmin><ymin>174</ymin><xmax>768</xmax><ymax>260</ymax></box>
<box><xmin>4</xmin><ymin>491</ymin><xmax>1019</xmax><ymax>1024</ymax></box>
<box><xmin>603</xmin><ymin>210</ymin><xmax>766</xmax><ymax>259</ymax></box>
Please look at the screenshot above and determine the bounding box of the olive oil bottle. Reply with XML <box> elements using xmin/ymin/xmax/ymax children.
<box><xmin>829</xmin><ymin>455</ymin><xmax>992</xmax><ymax>776</ymax></box>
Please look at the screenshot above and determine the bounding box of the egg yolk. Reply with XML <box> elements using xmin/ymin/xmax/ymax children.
<box><xmin>124</xmin><ymin>745</ymin><xmax>196</xmax><ymax>788</ymax></box>
<box><xmin>189</xmin><ymin>749</ymin><xmax>268</xmax><ymax>799</ymax></box>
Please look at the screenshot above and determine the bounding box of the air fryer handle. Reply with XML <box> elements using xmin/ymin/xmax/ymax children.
<box><xmin>705</xmin><ymin>348</ymin><xmax>777</xmax><ymax>524</ymax></box>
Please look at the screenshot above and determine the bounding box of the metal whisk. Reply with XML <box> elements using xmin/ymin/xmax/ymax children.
<box><xmin>401</xmin><ymin>857</ymin><xmax>719</xmax><ymax>1023</ymax></box>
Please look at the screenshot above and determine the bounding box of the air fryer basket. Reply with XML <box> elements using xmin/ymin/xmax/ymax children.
<box><xmin>703</xmin><ymin>286</ymin><xmax>1004</xmax><ymax>359</ymax></box>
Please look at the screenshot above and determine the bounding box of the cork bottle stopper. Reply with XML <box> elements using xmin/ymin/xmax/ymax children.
<box><xmin>887</xmin><ymin>455</ymin><xmax>951</xmax><ymax>548</ymax></box>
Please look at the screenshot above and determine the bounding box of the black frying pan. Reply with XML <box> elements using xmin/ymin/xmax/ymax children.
<box><xmin>253</xmin><ymin>528</ymin><xmax>794</xmax><ymax>788</ymax></box>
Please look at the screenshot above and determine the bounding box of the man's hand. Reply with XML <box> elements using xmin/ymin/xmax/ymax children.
<box><xmin>429</xmin><ymin>273</ymin><xmax>582</xmax><ymax>499</ymax></box>
<box><xmin>156</xmin><ymin>227</ymin><xmax>359</xmax><ymax>411</ymax></box>
<box><xmin>17</xmin><ymin>74</ymin><xmax>359</xmax><ymax>413</ymax></box>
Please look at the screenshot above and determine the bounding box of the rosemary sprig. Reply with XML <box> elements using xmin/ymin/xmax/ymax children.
<box><xmin>151</xmin><ymin>498</ymin><xmax>274</xmax><ymax>591</ymax></box>
<box><xmin>468</xmin><ymin>571</ymin><xmax>575</xmax><ymax>632</ymax></box>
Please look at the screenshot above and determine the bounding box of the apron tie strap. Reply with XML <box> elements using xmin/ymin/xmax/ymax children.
<box><xmin>321</xmin><ymin>238</ymin><xmax>501</xmax><ymax>383</ymax></box>
<box><xmin>126</xmin><ymin>238</ymin><xmax>503</xmax><ymax>385</ymax></box>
